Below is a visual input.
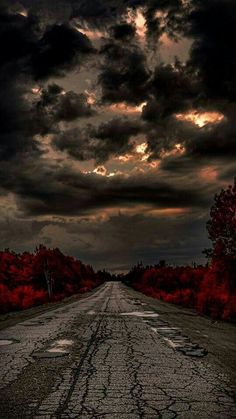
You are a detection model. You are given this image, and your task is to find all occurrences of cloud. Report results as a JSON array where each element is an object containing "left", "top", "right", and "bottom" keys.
[
  {"left": 53, "top": 117, "right": 142, "bottom": 163},
  {"left": 0, "top": 0, "right": 234, "bottom": 269},
  {"left": 37, "top": 83, "right": 96, "bottom": 122},
  {"left": 0, "top": 156, "right": 213, "bottom": 218},
  {"left": 31, "top": 24, "right": 95, "bottom": 80},
  {"left": 54, "top": 91, "right": 96, "bottom": 120},
  {"left": 0, "top": 7, "right": 95, "bottom": 80},
  {"left": 98, "top": 41, "right": 150, "bottom": 105},
  {"left": 110, "top": 22, "right": 136, "bottom": 40},
  {"left": 0, "top": 211, "right": 210, "bottom": 269},
  {"left": 0, "top": 7, "right": 96, "bottom": 165},
  {"left": 186, "top": 0, "right": 236, "bottom": 101},
  {"left": 149, "top": 62, "right": 199, "bottom": 116},
  {"left": 143, "top": 0, "right": 184, "bottom": 43}
]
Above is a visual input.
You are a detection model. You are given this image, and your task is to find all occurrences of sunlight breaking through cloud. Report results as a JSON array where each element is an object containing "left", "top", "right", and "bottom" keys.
[
  {"left": 175, "top": 111, "right": 225, "bottom": 127},
  {"left": 109, "top": 102, "right": 147, "bottom": 114}
]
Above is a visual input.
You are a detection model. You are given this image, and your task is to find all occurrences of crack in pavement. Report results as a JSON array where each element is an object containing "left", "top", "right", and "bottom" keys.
[{"left": 0, "top": 282, "right": 235, "bottom": 419}]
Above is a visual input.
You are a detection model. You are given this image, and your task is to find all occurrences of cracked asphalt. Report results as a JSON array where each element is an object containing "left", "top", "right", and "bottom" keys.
[{"left": 0, "top": 281, "right": 236, "bottom": 419}]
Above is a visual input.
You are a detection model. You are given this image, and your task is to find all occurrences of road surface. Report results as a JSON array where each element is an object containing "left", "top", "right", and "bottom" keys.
[{"left": 0, "top": 282, "right": 236, "bottom": 418}]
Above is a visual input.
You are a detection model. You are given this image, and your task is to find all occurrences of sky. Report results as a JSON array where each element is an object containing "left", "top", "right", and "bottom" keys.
[{"left": 0, "top": 0, "right": 235, "bottom": 272}]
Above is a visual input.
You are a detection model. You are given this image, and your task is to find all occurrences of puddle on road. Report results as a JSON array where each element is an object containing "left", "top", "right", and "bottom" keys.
[{"left": 121, "top": 311, "right": 159, "bottom": 318}]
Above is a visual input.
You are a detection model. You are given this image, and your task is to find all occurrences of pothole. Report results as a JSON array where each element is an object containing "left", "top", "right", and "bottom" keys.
[
  {"left": 32, "top": 338, "right": 74, "bottom": 358},
  {"left": 150, "top": 322, "right": 207, "bottom": 357}
]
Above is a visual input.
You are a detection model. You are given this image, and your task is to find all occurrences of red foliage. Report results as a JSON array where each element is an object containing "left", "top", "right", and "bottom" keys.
[
  {"left": 125, "top": 260, "right": 235, "bottom": 321},
  {"left": 206, "top": 179, "right": 236, "bottom": 260},
  {"left": 0, "top": 246, "right": 104, "bottom": 314},
  {"left": 124, "top": 180, "right": 236, "bottom": 321}
]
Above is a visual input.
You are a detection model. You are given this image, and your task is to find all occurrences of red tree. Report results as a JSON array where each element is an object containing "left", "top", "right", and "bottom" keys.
[{"left": 206, "top": 178, "right": 236, "bottom": 261}]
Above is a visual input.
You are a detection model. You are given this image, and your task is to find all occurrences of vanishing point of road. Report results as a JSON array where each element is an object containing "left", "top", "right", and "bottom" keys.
[{"left": 0, "top": 282, "right": 236, "bottom": 418}]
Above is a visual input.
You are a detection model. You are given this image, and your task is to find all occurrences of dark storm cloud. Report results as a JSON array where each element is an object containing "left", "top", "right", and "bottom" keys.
[
  {"left": 53, "top": 117, "right": 142, "bottom": 163},
  {"left": 0, "top": 145, "right": 213, "bottom": 219},
  {"left": 98, "top": 41, "right": 150, "bottom": 105},
  {"left": 54, "top": 91, "right": 96, "bottom": 120},
  {"left": 0, "top": 0, "right": 235, "bottom": 268},
  {"left": 186, "top": 0, "right": 236, "bottom": 101},
  {"left": 37, "top": 84, "right": 96, "bottom": 122},
  {"left": 0, "top": 79, "right": 96, "bottom": 162},
  {"left": 17, "top": 172, "right": 209, "bottom": 216},
  {"left": 0, "top": 7, "right": 94, "bottom": 81},
  {"left": 0, "top": 6, "right": 95, "bottom": 164},
  {"left": 31, "top": 24, "right": 95, "bottom": 80},
  {"left": 0, "top": 77, "right": 44, "bottom": 161},
  {"left": 147, "top": 104, "right": 236, "bottom": 163},
  {"left": 142, "top": 0, "right": 184, "bottom": 43},
  {"left": 11, "top": 0, "right": 184, "bottom": 31},
  {"left": 186, "top": 112, "right": 236, "bottom": 160},
  {"left": 110, "top": 23, "right": 136, "bottom": 40},
  {"left": 0, "top": 11, "right": 31, "bottom": 69},
  {"left": 143, "top": 62, "right": 200, "bottom": 120},
  {"left": 114, "top": 0, "right": 236, "bottom": 167}
]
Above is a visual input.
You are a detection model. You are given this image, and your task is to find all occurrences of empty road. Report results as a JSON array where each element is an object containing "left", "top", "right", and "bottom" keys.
[{"left": 0, "top": 282, "right": 236, "bottom": 418}]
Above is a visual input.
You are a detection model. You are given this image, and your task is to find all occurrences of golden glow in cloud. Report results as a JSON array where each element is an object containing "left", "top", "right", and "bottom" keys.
[
  {"left": 175, "top": 110, "right": 225, "bottom": 127},
  {"left": 136, "top": 142, "right": 148, "bottom": 154},
  {"left": 97, "top": 205, "right": 190, "bottom": 219},
  {"left": 135, "top": 142, "right": 151, "bottom": 161},
  {"left": 31, "top": 86, "right": 41, "bottom": 94},
  {"left": 118, "top": 154, "right": 133, "bottom": 162},
  {"left": 109, "top": 102, "right": 147, "bottom": 114},
  {"left": 117, "top": 142, "right": 159, "bottom": 169},
  {"left": 126, "top": 8, "right": 146, "bottom": 41},
  {"left": 74, "top": 27, "right": 104, "bottom": 40},
  {"left": 85, "top": 90, "right": 96, "bottom": 105},
  {"left": 83, "top": 166, "right": 121, "bottom": 178},
  {"left": 199, "top": 167, "right": 218, "bottom": 181},
  {"left": 161, "top": 143, "right": 186, "bottom": 158},
  {"left": 135, "top": 9, "right": 146, "bottom": 40},
  {"left": 17, "top": 9, "right": 28, "bottom": 17}
]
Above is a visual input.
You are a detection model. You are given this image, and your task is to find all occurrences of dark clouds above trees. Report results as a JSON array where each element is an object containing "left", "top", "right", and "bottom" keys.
[{"left": 0, "top": 0, "right": 235, "bottom": 268}]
